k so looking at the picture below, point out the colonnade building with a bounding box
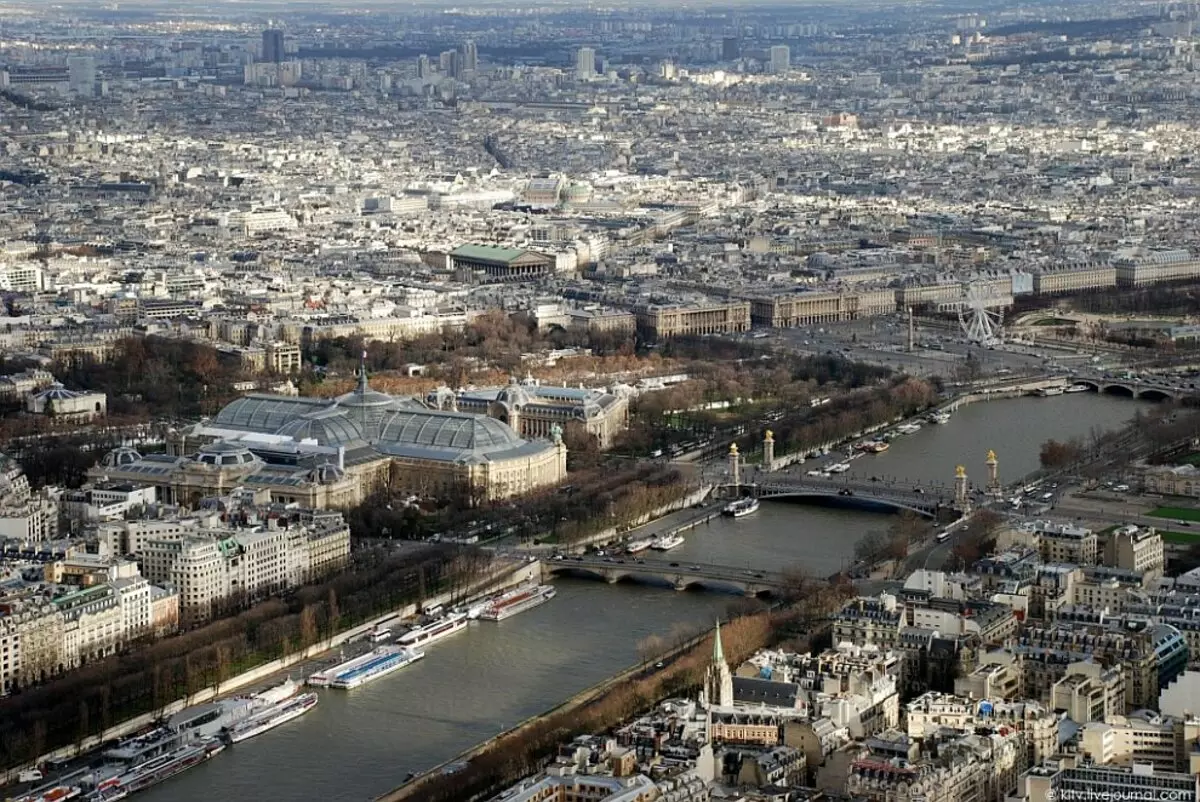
[428,376,629,449]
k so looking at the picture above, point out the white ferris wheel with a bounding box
[957,281,1005,347]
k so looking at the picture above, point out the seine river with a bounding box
[145,393,1146,802]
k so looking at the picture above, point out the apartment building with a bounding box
[1050,663,1126,723]
[832,596,904,651]
[54,584,125,667]
[1021,521,1098,565]
[1080,712,1200,772]
[635,301,751,339]
[1105,525,1164,577]
[138,512,351,622]
[846,725,1026,802]
[905,693,1058,764]
[1019,759,1200,802]
[1014,621,1186,710]
[0,599,64,694]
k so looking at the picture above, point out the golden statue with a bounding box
[730,443,739,455]
[956,465,967,478]
[986,450,997,463]
[764,430,774,442]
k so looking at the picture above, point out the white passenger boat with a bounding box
[625,538,654,554]
[477,584,556,621]
[309,646,424,689]
[225,691,318,744]
[398,612,469,648]
[1065,383,1090,393]
[722,498,760,517]
[651,533,684,551]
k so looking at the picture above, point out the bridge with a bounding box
[749,475,954,518]
[545,555,788,596]
[1067,374,1183,401]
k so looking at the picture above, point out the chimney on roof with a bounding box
[337,446,345,470]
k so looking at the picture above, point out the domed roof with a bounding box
[495,379,533,408]
[103,446,142,468]
[34,382,83,401]
[308,462,346,485]
[275,409,365,447]
[336,386,397,408]
[194,441,259,467]
[377,409,523,453]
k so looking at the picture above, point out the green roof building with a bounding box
[449,244,554,283]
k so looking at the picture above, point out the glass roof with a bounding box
[214,394,333,434]
[377,409,522,453]
[275,409,366,447]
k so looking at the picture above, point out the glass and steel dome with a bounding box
[308,462,347,485]
[275,409,365,447]
[377,409,522,452]
[194,441,259,467]
[213,395,334,434]
[102,446,142,468]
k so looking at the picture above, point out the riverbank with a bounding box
[1,559,538,787]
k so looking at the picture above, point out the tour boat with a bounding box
[225,691,318,744]
[625,538,654,554]
[1065,383,1090,393]
[895,422,922,435]
[477,584,556,621]
[927,411,951,424]
[1037,386,1065,397]
[398,612,469,648]
[310,646,424,689]
[722,498,760,517]
[651,533,685,551]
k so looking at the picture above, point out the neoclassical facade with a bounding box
[88,369,567,508]
[428,376,629,450]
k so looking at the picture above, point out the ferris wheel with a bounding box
[957,281,1005,347]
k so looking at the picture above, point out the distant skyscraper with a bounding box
[769,44,790,74]
[722,36,740,61]
[262,28,285,63]
[575,47,595,81]
[440,49,461,79]
[417,54,430,79]
[461,40,478,72]
[67,55,96,96]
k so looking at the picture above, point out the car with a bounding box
[754,572,765,579]
[669,562,680,567]
[689,565,700,571]
[1114,484,1130,492]
[1178,521,1193,528]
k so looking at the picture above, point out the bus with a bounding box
[936,530,952,543]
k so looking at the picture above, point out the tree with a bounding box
[562,420,601,470]
[854,530,889,563]
[1039,438,1083,469]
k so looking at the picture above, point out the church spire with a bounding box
[357,349,369,394]
[713,619,725,665]
[703,619,733,709]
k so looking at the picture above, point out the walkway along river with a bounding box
[141,393,1149,802]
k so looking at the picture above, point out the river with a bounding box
[143,393,1148,802]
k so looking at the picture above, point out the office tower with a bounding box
[262,29,284,63]
[575,47,595,80]
[67,55,95,96]
[440,50,460,79]
[417,54,430,79]
[722,36,740,61]
[461,40,478,72]
[769,44,790,74]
